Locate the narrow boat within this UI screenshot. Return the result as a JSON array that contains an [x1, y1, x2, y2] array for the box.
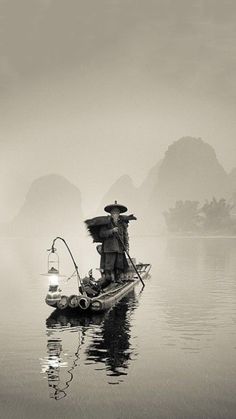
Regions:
[[45, 261, 151, 313]]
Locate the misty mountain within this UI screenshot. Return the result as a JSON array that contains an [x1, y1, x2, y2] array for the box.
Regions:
[[4, 137, 233, 238], [98, 175, 138, 214], [4, 174, 84, 237], [98, 174, 146, 236], [99, 162, 162, 213], [97, 137, 234, 235], [98, 164, 163, 235], [138, 160, 162, 200], [150, 137, 230, 213]]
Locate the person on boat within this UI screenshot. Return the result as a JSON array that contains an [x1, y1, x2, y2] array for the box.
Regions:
[[99, 201, 131, 284], [84, 201, 136, 287]]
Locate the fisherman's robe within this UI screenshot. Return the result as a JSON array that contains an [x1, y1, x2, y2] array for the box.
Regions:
[[99, 218, 129, 273]]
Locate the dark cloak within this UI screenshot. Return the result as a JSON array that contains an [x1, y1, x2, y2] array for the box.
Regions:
[[84, 214, 136, 243]]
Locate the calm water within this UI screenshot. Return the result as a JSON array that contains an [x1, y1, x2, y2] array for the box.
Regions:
[[1, 236, 236, 419]]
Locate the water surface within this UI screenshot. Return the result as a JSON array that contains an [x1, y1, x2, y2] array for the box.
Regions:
[[1, 237, 236, 418]]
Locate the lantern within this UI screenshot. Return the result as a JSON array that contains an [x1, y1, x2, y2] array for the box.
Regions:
[[42, 248, 64, 306], [47, 248, 60, 287], [43, 237, 84, 307]]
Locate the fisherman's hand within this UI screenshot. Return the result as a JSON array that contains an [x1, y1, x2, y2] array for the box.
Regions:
[[112, 227, 119, 233]]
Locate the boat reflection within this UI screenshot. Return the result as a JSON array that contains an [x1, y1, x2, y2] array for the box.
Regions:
[[42, 292, 139, 399], [85, 295, 137, 381]]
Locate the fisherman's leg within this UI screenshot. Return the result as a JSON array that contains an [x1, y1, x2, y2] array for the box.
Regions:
[[103, 270, 112, 286], [104, 269, 116, 284], [114, 253, 125, 283], [98, 270, 109, 288], [104, 253, 116, 284], [115, 268, 123, 283], [116, 253, 129, 282]]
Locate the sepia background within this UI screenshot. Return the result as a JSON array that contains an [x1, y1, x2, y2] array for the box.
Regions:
[[1, 0, 236, 231], [1, 1, 236, 419]]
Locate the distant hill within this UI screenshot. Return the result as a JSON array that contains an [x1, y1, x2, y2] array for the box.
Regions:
[[98, 164, 163, 235], [135, 160, 163, 234], [4, 174, 84, 237], [150, 137, 230, 213], [98, 174, 138, 214], [138, 160, 162, 201], [98, 174, 144, 236], [99, 162, 162, 213], [97, 138, 234, 234]]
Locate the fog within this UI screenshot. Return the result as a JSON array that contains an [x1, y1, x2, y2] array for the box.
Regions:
[[1, 1, 236, 223]]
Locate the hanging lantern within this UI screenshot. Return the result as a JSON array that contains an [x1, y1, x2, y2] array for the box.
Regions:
[[42, 247, 64, 306], [42, 236, 84, 308], [47, 248, 60, 287]]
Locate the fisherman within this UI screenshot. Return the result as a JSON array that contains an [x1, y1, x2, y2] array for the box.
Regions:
[[84, 201, 136, 287], [99, 201, 130, 284]]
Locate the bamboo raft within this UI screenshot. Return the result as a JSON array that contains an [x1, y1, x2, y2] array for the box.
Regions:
[[45, 262, 151, 313]]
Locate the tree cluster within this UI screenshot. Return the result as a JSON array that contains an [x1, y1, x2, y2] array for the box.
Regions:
[[164, 198, 235, 235]]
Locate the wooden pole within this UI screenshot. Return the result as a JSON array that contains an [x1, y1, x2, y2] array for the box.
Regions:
[[115, 233, 145, 288]]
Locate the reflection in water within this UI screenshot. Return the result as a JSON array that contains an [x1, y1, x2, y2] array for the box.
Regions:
[[41, 326, 85, 400], [85, 293, 138, 382], [45, 337, 69, 400], [42, 292, 139, 399]]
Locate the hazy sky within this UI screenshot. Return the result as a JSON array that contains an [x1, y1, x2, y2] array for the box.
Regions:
[[1, 0, 236, 221]]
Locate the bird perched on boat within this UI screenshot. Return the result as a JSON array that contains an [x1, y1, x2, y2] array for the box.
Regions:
[[85, 201, 136, 285]]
